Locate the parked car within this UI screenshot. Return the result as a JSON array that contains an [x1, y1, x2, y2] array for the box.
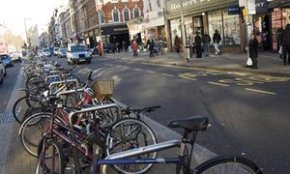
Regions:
[[42, 48, 52, 57], [0, 54, 13, 67], [9, 52, 22, 62], [53, 47, 59, 56], [57, 47, 67, 58], [66, 44, 92, 64], [0, 59, 5, 84]]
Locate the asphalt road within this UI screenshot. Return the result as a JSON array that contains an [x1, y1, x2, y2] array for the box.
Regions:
[[1, 56, 290, 174], [64, 56, 290, 174]]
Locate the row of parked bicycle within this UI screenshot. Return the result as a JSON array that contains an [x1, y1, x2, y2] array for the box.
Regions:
[[13, 57, 264, 174]]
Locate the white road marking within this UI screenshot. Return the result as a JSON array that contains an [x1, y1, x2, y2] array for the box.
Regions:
[[146, 70, 156, 74], [208, 81, 230, 87], [245, 88, 276, 95], [134, 68, 143, 71], [161, 73, 174, 77]]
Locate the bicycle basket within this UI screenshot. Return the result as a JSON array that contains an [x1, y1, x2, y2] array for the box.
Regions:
[[92, 80, 114, 101]]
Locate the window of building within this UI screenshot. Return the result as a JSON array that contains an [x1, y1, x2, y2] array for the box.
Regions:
[[123, 8, 130, 21], [208, 9, 240, 46], [133, 7, 140, 18], [112, 9, 120, 22], [208, 10, 223, 45], [99, 11, 105, 23], [222, 9, 240, 45]]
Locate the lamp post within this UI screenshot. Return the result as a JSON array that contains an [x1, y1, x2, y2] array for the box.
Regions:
[[179, 0, 188, 61]]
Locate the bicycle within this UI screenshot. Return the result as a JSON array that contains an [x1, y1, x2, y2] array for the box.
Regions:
[[34, 96, 158, 174], [92, 116, 263, 174]]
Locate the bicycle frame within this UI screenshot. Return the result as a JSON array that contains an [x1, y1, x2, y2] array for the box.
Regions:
[[92, 139, 184, 174], [92, 130, 198, 174], [43, 103, 122, 160]]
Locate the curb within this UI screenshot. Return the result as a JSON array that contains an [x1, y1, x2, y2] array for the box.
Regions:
[[104, 54, 290, 78]]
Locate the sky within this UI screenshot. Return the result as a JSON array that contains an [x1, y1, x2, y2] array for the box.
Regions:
[[0, 0, 68, 39]]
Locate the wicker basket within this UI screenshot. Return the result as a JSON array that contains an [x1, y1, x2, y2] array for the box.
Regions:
[[92, 80, 114, 101]]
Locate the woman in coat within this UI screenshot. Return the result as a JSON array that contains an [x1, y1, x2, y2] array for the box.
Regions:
[[248, 33, 259, 69], [174, 35, 181, 53]]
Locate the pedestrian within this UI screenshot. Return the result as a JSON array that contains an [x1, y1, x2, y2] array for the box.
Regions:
[[131, 40, 138, 57], [158, 38, 164, 55], [203, 32, 211, 57], [282, 24, 290, 65], [195, 32, 202, 58], [248, 33, 259, 69], [122, 40, 127, 52], [174, 35, 181, 53], [277, 28, 283, 59], [147, 38, 155, 58], [112, 42, 117, 59], [213, 29, 221, 55]]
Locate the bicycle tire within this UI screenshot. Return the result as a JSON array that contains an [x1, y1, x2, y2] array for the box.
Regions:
[[35, 138, 65, 174], [12, 96, 31, 124], [195, 156, 263, 174], [105, 118, 158, 174], [19, 113, 66, 157]]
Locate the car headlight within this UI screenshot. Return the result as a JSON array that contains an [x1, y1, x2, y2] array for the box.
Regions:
[[67, 53, 73, 58]]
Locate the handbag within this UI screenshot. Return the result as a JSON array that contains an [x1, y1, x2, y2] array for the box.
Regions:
[[246, 57, 253, 66]]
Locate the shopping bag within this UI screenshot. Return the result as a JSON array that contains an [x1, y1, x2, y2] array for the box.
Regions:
[[246, 57, 253, 66], [279, 46, 283, 55]]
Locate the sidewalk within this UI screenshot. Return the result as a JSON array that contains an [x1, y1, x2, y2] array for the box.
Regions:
[[103, 51, 290, 77]]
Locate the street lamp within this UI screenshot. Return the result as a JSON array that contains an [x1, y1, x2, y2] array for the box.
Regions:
[[179, 0, 187, 61]]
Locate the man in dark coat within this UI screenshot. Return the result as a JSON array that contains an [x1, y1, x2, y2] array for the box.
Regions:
[[147, 38, 155, 58], [195, 32, 202, 58], [282, 24, 290, 65], [249, 33, 259, 69], [213, 30, 221, 55]]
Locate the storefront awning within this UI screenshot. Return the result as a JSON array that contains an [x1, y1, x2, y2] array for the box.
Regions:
[[101, 25, 129, 35]]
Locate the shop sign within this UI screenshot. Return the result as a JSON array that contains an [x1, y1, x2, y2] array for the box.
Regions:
[[239, 0, 246, 7], [166, 0, 211, 12], [255, 0, 268, 14], [247, 0, 256, 15], [228, 5, 240, 15]]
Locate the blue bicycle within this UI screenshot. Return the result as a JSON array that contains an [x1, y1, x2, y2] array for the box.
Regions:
[[92, 116, 263, 174]]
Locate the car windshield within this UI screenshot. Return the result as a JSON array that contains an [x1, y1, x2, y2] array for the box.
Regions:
[[60, 48, 67, 53], [70, 45, 87, 52], [0, 55, 9, 59]]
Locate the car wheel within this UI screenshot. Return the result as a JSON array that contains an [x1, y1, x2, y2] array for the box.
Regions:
[[87, 60, 91, 64]]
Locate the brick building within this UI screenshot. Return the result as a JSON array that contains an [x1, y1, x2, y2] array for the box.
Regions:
[[58, 0, 143, 51]]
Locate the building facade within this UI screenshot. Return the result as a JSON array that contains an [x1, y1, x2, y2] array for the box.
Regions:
[[165, 0, 290, 53]]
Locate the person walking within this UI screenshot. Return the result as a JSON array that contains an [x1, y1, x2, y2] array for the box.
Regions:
[[147, 38, 155, 58], [277, 28, 283, 59], [174, 35, 181, 53], [203, 32, 211, 57], [131, 40, 139, 57], [213, 29, 221, 55], [195, 32, 202, 58], [282, 24, 290, 65], [248, 33, 259, 69]]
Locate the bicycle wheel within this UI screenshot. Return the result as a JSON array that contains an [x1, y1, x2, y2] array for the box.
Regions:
[[12, 96, 31, 124], [19, 113, 52, 157], [105, 118, 158, 174], [195, 156, 263, 174], [35, 138, 65, 174]]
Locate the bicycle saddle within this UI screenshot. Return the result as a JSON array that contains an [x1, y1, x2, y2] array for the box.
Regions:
[[168, 116, 209, 132]]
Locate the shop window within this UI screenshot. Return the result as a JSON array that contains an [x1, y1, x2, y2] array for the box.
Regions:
[[222, 9, 240, 45], [208, 10, 223, 45], [123, 8, 130, 21]]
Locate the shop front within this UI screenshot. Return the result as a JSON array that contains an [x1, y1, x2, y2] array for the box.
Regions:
[[269, 1, 290, 52], [165, 0, 242, 53]]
